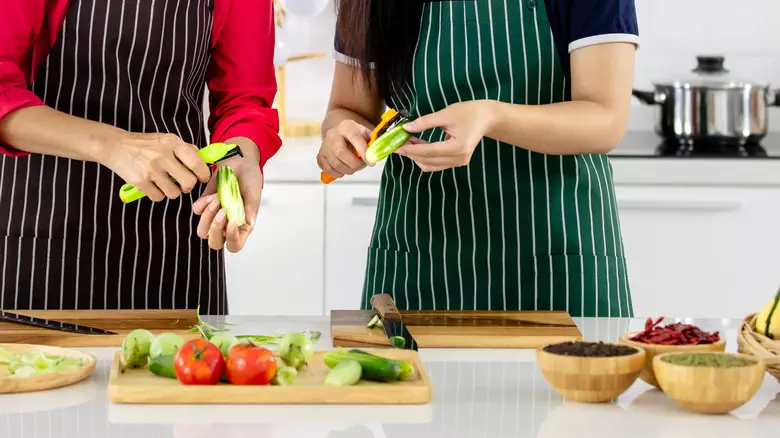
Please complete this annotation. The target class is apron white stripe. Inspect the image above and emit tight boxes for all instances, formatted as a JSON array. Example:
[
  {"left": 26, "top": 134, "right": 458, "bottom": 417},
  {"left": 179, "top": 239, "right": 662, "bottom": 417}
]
[
  {"left": 118, "top": 0, "right": 141, "bottom": 309},
  {"left": 127, "top": 0, "right": 144, "bottom": 310},
  {"left": 582, "top": 155, "right": 596, "bottom": 316},
  {"left": 517, "top": 3, "right": 530, "bottom": 309},
  {"left": 574, "top": 156, "right": 584, "bottom": 317},
  {"left": 27, "top": 59, "right": 52, "bottom": 307},
  {"left": 598, "top": 157, "right": 620, "bottom": 316},
  {"left": 136, "top": 0, "right": 160, "bottom": 309},
  {"left": 485, "top": 0, "right": 506, "bottom": 311},
  {"left": 91, "top": 0, "right": 112, "bottom": 307},
  {"left": 560, "top": 157, "right": 568, "bottom": 311},
  {"left": 588, "top": 155, "right": 608, "bottom": 316},
  {"left": 472, "top": 1, "right": 492, "bottom": 310},
  {"left": 169, "top": 0, "right": 194, "bottom": 310},
  {"left": 106, "top": 1, "right": 127, "bottom": 308},
  {"left": 420, "top": 5, "right": 435, "bottom": 310},
  {"left": 185, "top": 3, "right": 208, "bottom": 307},
  {"left": 157, "top": 0, "right": 186, "bottom": 309},
  {"left": 59, "top": 0, "right": 84, "bottom": 309},
  {"left": 448, "top": 2, "right": 465, "bottom": 311},
  {"left": 72, "top": 0, "right": 98, "bottom": 309},
  {"left": 547, "top": 29, "right": 556, "bottom": 310},
  {"left": 531, "top": 7, "right": 544, "bottom": 310},
  {"left": 502, "top": 0, "right": 515, "bottom": 310},
  {"left": 461, "top": 0, "right": 478, "bottom": 310},
  {"left": 14, "top": 157, "right": 31, "bottom": 307},
  {"left": 434, "top": 6, "right": 450, "bottom": 310}
]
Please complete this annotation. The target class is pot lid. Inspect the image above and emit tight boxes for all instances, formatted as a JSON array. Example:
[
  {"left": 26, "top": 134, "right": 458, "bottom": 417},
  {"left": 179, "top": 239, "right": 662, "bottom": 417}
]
[{"left": 654, "top": 56, "right": 766, "bottom": 89}]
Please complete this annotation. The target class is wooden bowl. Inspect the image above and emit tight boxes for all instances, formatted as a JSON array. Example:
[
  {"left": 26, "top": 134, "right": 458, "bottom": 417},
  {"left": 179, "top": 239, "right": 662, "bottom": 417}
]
[
  {"left": 653, "top": 352, "right": 766, "bottom": 414},
  {"left": 0, "top": 344, "right": 96, "bottom": 394},
  {"left": 619, "top": 332, "right": 725, "bottom": 389},
  {"left": 536, "top": 343, "right": 645, "bottom": 403}
]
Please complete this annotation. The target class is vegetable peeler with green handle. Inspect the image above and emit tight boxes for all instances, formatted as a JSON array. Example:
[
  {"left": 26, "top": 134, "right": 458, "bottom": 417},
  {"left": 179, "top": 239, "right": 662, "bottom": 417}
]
[{"left": 118, "top": 142, "right": 243, "bottom": 203}]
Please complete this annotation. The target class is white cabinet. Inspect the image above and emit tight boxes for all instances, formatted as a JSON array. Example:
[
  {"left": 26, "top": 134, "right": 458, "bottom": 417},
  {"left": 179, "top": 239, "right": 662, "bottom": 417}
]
[
  {"left": 225, "top": 183, "right": 325, "bottom": 315},
  {"left": 615, "top": 186, "right": 780, "bottom": 319},
  {"left": 324, "top": 183, "right": 382, "bottom": 312}
]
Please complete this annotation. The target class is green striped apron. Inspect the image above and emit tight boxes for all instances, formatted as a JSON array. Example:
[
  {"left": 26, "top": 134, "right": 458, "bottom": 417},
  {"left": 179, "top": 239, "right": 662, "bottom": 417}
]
[{"left": 361, "top": 0, "right": 632, "bottom": 318}]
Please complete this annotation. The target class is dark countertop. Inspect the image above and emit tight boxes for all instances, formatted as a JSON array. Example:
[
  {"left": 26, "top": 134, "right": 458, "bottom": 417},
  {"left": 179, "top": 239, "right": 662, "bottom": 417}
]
[{"left": 610, "top": 132, "right": 780, "bottom": 159}]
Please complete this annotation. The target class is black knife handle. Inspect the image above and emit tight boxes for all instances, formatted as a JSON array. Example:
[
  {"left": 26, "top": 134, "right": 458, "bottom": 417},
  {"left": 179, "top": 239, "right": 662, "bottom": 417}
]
[{"left": 370, "top": 294, "right": 402, "bottom": 322}]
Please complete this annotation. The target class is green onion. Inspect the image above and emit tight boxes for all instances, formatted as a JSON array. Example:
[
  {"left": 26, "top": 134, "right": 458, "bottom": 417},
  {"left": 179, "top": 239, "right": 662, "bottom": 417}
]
[{"left": 216, "top": 166, "right": 246, "bottom": 226}]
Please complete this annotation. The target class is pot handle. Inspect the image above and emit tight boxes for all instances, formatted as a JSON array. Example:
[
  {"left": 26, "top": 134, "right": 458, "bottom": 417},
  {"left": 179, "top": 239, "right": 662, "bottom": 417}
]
[
  {"left": 769, "top": 89, "right": 780, "bottom": 107},
  {"left": 632, "top": 89, "right": 663, "bottom": 105}
]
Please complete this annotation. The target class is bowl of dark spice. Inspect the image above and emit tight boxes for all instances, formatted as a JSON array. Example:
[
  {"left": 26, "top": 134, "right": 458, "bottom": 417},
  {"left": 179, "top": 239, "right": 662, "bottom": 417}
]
[
  {"left": 653, "top": 352, "right": 765, "bottom": 414},
  {"left": 619, "top": 316, "right": 726, "bottom": 389},
  {"left": 536, "top": 341, "right": 645, "bottom": 403}
]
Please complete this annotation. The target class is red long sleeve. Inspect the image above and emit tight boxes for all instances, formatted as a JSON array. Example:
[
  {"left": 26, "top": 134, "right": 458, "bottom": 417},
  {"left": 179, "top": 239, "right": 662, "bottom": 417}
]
[
  {"left": 0, "top": 0, "right": 50, "bottom": 157},
  {"left": 207, "top": 0, "right": 281, "bottom": 170}
]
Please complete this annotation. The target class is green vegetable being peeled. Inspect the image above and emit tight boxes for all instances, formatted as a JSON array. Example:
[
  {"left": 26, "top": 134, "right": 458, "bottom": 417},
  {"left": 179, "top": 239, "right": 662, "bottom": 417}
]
[
  {"left": 216, "top": 166, "right": 246, "bottom": 226},
  {"left": 122, "top": 329, "right": 155, "bottom": 368},
  {"left": 279, "top": 332, "right": 314, "bottom": 369},
  {"left": 365, "top": 124, "right": 411, "bottom": 164},
  {"left": 149, "top": 333, "right": 184, "bottom": 359}
]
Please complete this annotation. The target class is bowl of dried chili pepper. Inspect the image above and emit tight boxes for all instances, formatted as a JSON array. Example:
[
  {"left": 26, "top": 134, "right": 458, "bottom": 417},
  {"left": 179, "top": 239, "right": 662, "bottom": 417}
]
[{"left": 618, "top": 316, "right": 726, "bottom": 390}]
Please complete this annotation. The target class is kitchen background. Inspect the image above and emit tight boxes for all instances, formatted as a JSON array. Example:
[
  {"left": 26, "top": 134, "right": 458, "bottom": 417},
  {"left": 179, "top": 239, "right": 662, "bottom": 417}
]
[
  {"left": 218, "top": 0, "right": 780, "bottom": 321},
  {"left": 280, "top": 0, "right": 780, "bottom": 130}
]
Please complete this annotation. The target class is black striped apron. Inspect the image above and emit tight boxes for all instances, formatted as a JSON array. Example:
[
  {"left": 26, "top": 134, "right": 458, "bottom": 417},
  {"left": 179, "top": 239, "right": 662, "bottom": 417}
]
[{"left": 0, "top": 0, "right": 227, "bottom": 313}]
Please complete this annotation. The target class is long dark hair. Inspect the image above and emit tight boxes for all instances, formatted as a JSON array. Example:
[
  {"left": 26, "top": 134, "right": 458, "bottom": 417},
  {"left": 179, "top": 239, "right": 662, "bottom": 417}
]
[{"left": 335, "top": 0, "right": 424, "bottom": 100}]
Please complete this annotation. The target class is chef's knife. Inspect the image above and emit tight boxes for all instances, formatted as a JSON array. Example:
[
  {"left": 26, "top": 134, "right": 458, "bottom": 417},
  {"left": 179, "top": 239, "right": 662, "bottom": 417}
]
[
  {"left": 0, "top": 311, "right": 118, "bottom": 335},
  {"left": 370, "top": 293, "right": 418, "bottom": 351}
]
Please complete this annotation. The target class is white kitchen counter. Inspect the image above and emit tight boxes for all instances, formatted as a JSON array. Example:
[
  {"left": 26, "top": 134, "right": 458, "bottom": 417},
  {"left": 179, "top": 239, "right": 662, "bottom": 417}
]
[
  {"left": 263, "top": 132, "right": 780, "bottom": 186},
  {"left": 1, "top": 316, "right": 777, "bottom": 438}
]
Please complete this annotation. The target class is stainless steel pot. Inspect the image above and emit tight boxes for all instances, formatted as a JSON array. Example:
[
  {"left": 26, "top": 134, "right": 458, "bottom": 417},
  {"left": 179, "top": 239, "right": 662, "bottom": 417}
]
[{"left": 633, "top": 56, "right": 780, "bottom": 146}]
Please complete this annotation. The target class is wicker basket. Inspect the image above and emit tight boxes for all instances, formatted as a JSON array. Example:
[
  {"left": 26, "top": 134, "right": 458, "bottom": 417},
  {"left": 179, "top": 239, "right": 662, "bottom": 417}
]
[{"left": 737, "top": 313, "right": 780, "bottom": 380}]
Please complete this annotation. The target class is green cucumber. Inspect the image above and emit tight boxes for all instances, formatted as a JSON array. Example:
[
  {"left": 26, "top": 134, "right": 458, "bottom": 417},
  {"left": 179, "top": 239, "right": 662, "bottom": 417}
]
[
  {"left": 323, "top": 350, "right": 409, "bottom": 382},
  {"left": 216, "top": 166, "right": 246, "bottom": 226},
  {"left": 148, "top": 354, "right": 177, "bottom": 379},
  {"left": 365, "top": 124, "right": 410, "bottom": 163},
  {"left": 324, "top": 358, "right": 362, "bottom": 386}
]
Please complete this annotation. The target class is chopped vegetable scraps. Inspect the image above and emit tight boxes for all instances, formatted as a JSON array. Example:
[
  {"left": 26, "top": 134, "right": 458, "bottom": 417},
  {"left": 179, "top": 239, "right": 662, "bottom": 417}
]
[
  {"left": 0, "top": 347, "right": 84, "bottom": 378},
  {"left": 629, "top": 316, "right": 720, "bottom": 345}
]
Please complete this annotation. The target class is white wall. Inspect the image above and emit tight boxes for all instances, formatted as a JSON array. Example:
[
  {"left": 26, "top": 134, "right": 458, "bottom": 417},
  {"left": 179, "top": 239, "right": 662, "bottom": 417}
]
[{"left": 282, "top": 0, "right": 780, "bottom": 132}]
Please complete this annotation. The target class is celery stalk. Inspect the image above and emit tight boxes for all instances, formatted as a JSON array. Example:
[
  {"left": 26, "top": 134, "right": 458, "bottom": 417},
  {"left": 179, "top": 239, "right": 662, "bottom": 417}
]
[{"left": 216, "top": 166, "right": 246, "bottom": 226}]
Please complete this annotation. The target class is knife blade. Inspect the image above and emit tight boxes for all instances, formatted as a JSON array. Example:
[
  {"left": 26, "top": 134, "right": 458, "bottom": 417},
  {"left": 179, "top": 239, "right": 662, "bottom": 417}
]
[
  {"left": 0, "top": 311, "right": 118, "bottom": 335},
  {"left": 370, "top": 293, "right": 418, "bottom": 351}
]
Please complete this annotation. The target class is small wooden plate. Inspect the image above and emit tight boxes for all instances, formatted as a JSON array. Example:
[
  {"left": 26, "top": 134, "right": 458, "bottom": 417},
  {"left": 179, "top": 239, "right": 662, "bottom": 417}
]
[{"left": 0, "top": 343, "right": 97, "bottom": 394}]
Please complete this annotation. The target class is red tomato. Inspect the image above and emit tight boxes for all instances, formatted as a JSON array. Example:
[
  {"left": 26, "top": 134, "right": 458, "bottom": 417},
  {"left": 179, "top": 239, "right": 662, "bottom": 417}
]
[
  {"left": 174, "top": 339, "right": 225, "bottom": 385},
  {"left": 226, "top": 344, "right": 277, "bottom": 385}
]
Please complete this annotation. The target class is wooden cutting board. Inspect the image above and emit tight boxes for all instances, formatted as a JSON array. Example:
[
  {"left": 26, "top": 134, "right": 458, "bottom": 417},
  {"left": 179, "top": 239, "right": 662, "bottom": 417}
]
[
  {"left": 108, "top": 349, "right": 431, "bottom": 404},
  {"left": 331, "top": 310, "right": 583, "bottom": 348},
  {"left": 0, "top": 310, "right": 199, "bottom": 347},
  {"left": 0, "top": 344, "right": 97, "bottom": 394}
]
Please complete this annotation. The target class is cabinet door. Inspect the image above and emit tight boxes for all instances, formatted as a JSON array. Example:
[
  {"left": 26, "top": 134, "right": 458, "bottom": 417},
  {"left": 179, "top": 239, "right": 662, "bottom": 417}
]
[
  {"left": 225, "top": 183, "right": 325, "bottom": 316},
  {"left": 615, "top": 186, "right": 780, "bottom": 319},
  {"left": 324, "top": 184, "right": 382, "bottom": 312}
]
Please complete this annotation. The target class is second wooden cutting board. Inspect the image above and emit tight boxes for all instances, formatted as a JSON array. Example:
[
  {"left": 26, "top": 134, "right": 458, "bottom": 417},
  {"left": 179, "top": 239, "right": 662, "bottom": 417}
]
[{"left": 331, "top": 310, "right": 583, "bottom": 348}]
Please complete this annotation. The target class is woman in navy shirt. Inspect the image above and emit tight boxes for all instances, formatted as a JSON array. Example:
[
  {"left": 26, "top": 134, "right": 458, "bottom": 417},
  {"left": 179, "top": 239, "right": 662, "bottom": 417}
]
[{"left": 318, "top": 0, "right": 640, "bottom": 317}]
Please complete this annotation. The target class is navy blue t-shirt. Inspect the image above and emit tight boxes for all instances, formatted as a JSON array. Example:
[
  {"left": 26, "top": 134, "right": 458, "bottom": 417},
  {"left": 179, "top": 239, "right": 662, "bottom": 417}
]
[{"left": 334, "top": 0, "right": 640, "bottom": 86}]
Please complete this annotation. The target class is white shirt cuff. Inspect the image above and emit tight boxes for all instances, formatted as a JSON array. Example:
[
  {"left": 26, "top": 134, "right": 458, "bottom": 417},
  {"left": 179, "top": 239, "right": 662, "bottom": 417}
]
[{"left": 569, "top": 33, "right": 640, "bottom": 53}]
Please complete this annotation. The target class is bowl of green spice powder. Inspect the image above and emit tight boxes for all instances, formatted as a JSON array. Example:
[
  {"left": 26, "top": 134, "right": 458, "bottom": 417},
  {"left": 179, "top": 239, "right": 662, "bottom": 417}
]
[{"left": 653, "top": 352, "right": 766, "bottom": 414}]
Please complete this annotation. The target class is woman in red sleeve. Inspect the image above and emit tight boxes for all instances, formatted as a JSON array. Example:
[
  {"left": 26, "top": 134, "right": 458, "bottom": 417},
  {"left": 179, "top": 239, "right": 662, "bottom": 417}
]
[{"left": 0, "top": 0, "right": 281, "bottom": 313}]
